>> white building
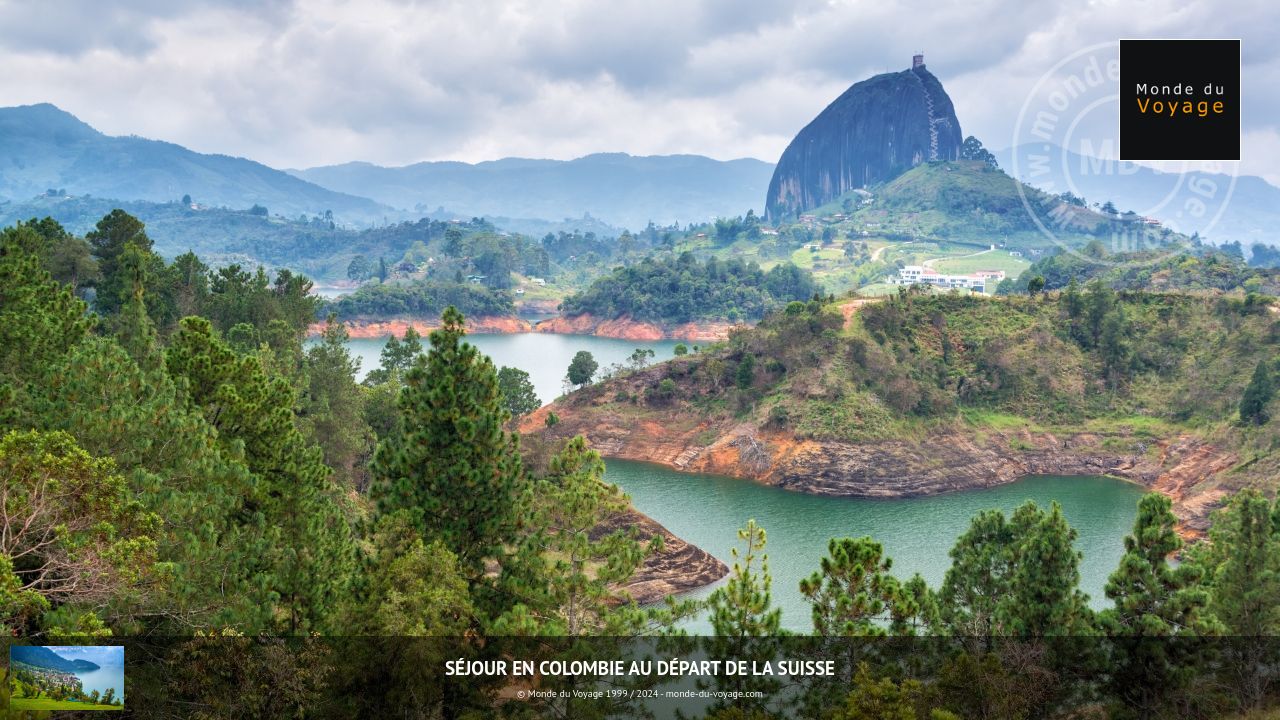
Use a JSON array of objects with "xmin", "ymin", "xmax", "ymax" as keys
[{"xmin": 895, "ymin": 265, "xmax": 1006, "ymax": 294}]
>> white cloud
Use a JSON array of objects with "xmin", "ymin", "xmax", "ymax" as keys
[{"xmin": 0, "ymin": 0, "xmax": 1276, "ymax": 173}]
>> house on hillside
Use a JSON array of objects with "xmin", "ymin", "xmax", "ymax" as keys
[{"xmin": 894, "ymin": 265, "xmax": 1006, "ymax": 294}]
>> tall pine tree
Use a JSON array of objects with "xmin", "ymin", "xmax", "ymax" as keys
[
  {"xmin": 370, "ymin": 307, "xmax": 526, "ymax": 571},
  {"xmin": 166, "ymin": 317, "xmax": 356, "ymax": 632}
]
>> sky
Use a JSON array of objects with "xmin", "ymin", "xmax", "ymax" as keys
[
  {"xmin": 47, "ymin": 645, "xmax": 126, "ymax": 667},
  {"xmin": 2, "ymin": 0, "xmax": 1279, "ymax": 183}
]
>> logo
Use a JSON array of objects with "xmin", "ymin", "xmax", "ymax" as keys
[{"xmin": 1011, "ymin": 41, "xmax": 1238, "ymax": 266}]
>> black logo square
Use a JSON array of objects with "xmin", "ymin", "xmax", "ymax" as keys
[{"xmin": 1120, "ymin": 39, "xmax": 1240, "ymax": 161}]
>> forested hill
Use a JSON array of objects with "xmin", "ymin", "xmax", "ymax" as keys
[
  {"xmin": 531, "ymin": 287, "xmax": 1280, "ymax": 536},
  {"xmin": 327, "ymin": 280, "xmax": 515, "ymax": 320},
  {"xmin": 0, "ymin": 195, "xmax": 495, "ymax": 282},
  {"xmin": 10, "ymin": 646, "xmax": 98, "ymax": 673},
  {"xmin": 558, "ymin": 253, "xmax": 821, "ymax": 324},
  {"xmin": 1005, "ymin": 240, "xmax": 1280, "ymax": 295}
]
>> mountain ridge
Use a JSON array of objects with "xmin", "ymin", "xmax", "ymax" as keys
[
  {"xmin": 10, "ymin": 646, "xmax": 100, "ymax": 673},
  {"xmin": 0, "ymin": 103, "xmax": 393, "ymax": 223},
  {"xmin": 290, "ymin": 152, "xmax": 775, "ymax": 231}
]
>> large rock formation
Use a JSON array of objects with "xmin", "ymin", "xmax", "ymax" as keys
[{"xmin": 765, "ymin": 59, "xmax": 963, "ymax": 220}]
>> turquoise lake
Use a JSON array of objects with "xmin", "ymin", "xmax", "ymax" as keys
[{"xmin": 337, "ymin": 332, "xmax": 1146, "ymax": 633}]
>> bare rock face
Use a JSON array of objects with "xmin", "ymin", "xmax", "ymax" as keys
[{"xmin": 765, "ymin": 62, "xmax": 962, "ymax": 221}]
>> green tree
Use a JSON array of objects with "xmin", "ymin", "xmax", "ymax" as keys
[
  {"xmin": 370, "ymin": 307, "xmax": 527, "ymax": 571},
  {"xmin": 1084, "ymin": 279, "xmax": 1114, "ymax": 346},
  {"xmin": 707, "ymin": 519, "xmax": 782, "ymax": 638},
  {"xmin": 112, "ymin": 241, "xmax": 164, "ymax": 370},
  {"xmin": 1102, "ymin": 494, "xmax": 1214, "ymax": 635},
  {"xmin": 1026, "ymin": 275, "xmax": 1046, "ymax": 296},
  {"xmin": 941, "ymin": 503, "xmax": 1092, "ymax": 637},
  {"xmin": 628, "ymin": 347, "xmax": 655, "ymax": 370},
  {"xmin": 166, "ymin": 317, "xmax": 356, "ymax": 632},
  {"xmin": 1239, "ymin": 360, "xmax": 1274, "ymax": 425},
  {"xmin": 300, "ymin": 315, "xmax": 375, "ymax": 489},
  {"xmin": 497, "ymin": 365, "xmax": 541, "ymax": 417},
  {"xmin": 347, "ymin": 254, "xmax": 374, "ymax": 282},
  {"xmin": 703, "ymin": 519, "xmax": 785, "ymax": 718},
  {"xmin": 497, "ymin": 437, "xmax": 672, "ymax": 635},
  {"xmin": 381, "ymin": 326, "xmax": 423, "ymax": 374},
  {"xmin": 1199, "ymin": 490, "xmax": 1280, "ymax": 635},
  {"xmin": 0, "ymin": 430, "xmax": 159, "ymax": 631},
  {"xmin": 0, "ymin": 227, "xmax": 95, "ymax": 426},
  {"xmin": 4, "ymin": 217, "xmax": 98, "ymax": 291},
  {"xmin": 1193, "ymin": 490, "xmax": 1280, "ymax": 709},
  {"xmin": 801, "ymin": 536, "xmax": 937, "ymax": 636},
  {"xmin": 1100, "ymin": 493, "xmax": 1218, "ymax": 718},
  {"xmin": 674, "ymin": 343, "xmax": 689, "ymax": 356},
  {"xmin": 736, "ymin": 353, "xmax": 756, "ymax": 390},
  {"xmin": 341, "ymin": 513, "xmax": 473, "ymax": 635},
  {"xmin": 567, "ymin": 350, "xmax": 598, "ymax": 388},
  {"xmin": 86, "ymin": 209, "xmax": 152, "ymax": 315},
  {"xmin": 996, "ymin": 502, "xmax": 1092, "ymax": 637},
  {"xmin": 959, "ymin": 135, "xmax": 999, "ymax": 168},
  {"xmin": 31, "ymin": 336, "xmax": 269, "ymax": 631}
]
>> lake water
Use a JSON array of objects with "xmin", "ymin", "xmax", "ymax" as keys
[
  {"xmin": 336, "ymin": 332, "xmax": 1147, "ymax": 633},
  {"xmin": 607, "ymin": 461, "xmax": 1146, "ymax": 633},
  {"xmin": 339, "ymin": 334, "xmax": 682, "ymax": 406},
  {"xmin": 74, "ymin": 666, "xmax": 124, "ymax": 702}
]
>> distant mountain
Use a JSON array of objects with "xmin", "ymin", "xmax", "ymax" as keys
[
  {"xmin": 766, "ymin": 60, "xmax": 962, "ymax": 221},
  {"xmin": 0, "ymin": 104, "xmax": 392, "ymax": 223},
  {"xmin": 290, "ymin": 153, "xmax": 774, "ymax": 231},
  {"xmin": 994, "ymin": 144, "xmax": 1280, "ymax": 250},
  {"xmin": 10, "ymin": 646, "xmax": 100, "ymax": 673}
]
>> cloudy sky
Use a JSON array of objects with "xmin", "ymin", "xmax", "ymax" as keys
[{"xmin": 2, "ymin": 0, "xmax": 1278, "ymax": 182}]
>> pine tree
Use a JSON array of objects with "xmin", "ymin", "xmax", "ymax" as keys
[
  {"xmin": 1194, "ymin": 490, "xmax": 1280, "ymax": 710},
  {"xmin": 167, "ymin": 317, "xmax": 356, "ymax": 632},
  {"xmin": 1100, "ymin": 493, "xmax": 1218, "ymax": 717},
  {"xmin": 801, "ymin": 536, "xmax": 935, "ymax": 636},
  {"xmin": 494, "ymin": 436, "xmax": 670, "ymax": 635},
  {"xmin": 300, "ymin": 315, "xmax": 374, "ymax": 489},
  {"xmin": 86, "ymin": 209, "xmax": 152, "ymax": 315},
  {"xmin": 1102, "ymin": 493, "xmax": 1213, "ymax": 635},
  {"xmin": 939, "ymin": 509, "xmax": 1017, "ymax": 636},
  {"xmin": 702, "ymin": 519, "xmax": 786, "ymax": 718},
  {"xmin": 36, "ymin": 336, "xmax": 270, "ymax": 631},
  {"xmin": 996, "ymin": 502, "xmax": 1093, "ymax": 636},
  {"xmin": 0, "ymin": 226, "xmax": 95, "ymax": 426},
  {"xmin": 1202, "ymin": 490, "xmax": 1280, "ymax": 636},
  {"xmin": 1239, "ymin": 360, "xmax": 1274, "ymax": 425},
  {"xmin": 370, "ymin": 306, "xmax": 526, "ymax": 570},
  {"xmin": 707, "ymin": 519, "xmax": 782, "ymax": 638},
  {"xmin": 112, "ymin": 242, "xmax": 163, "ymax": 371}
]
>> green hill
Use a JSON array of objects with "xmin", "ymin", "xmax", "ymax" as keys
[
  {"xmin": 811, "ymin": 160, "xmax": 1176, "ymax": 257},
  {"xmin": 530, "ymin": 289, "xmax": 1280, "ymax": 534}
]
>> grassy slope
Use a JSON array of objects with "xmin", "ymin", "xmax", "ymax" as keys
[{"xmin": 10, "ymin": 694, "xmax": 122, "ymax": 710}]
